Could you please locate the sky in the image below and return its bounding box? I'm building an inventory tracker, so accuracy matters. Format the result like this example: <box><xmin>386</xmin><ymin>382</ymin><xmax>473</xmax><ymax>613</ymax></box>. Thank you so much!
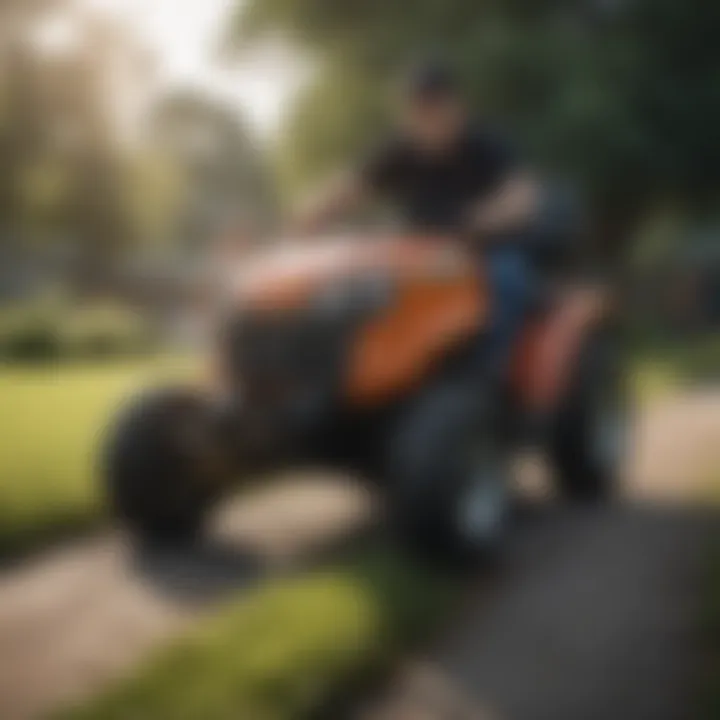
<box><xmin>79</xmin><ymin>0</ymin><xmax>307</xmax><ymax>139</ymax></box>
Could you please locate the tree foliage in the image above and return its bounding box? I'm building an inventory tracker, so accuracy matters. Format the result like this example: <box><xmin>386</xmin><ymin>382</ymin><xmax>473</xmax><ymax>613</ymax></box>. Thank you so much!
<box><xmin>234</xmin><ymin>0</ymin><xmax>720</xmax><ymax>252</ymax></box>
<box><xmin>0</xmin><ymin>5</ymin><xmax>137</xmax><ymax>269</ymax></box>
<box><xmin>149</xmin><ymin>90</ymin><xmax>277</xmax><ymax>248</ymax></box>
<box><xmin>0</xmin><ymin>4</ymin><xmax>274</xmax><ymax>288</ymax></box>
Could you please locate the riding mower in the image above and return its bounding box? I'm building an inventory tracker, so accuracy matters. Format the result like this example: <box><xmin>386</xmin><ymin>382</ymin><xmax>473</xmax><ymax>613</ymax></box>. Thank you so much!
<box><xmin>104</xmin><ymin>227</ymin><xmax>629</xmax><ymax>563</ymax></box>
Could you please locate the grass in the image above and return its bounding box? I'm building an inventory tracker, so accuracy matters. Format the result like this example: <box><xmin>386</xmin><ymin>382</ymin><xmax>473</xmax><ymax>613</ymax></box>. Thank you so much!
<box><xmin>0</xmin><ymin>359</ymin><xmax>453</xmax><ymax>720</ymax></box>
<box><xmin>0</xmin><ymin>358</ymin><xmax>194</xmax><ymax>556</ymax></box>
<box><xmin>630</xmin><ymin>334</ymin><xmax>720</xmax><ymax>403</ymax></box>
<box><xmin>56</xmin><ymin>549</ymin><xmax>454</xmax><ymax>720</ymax></box>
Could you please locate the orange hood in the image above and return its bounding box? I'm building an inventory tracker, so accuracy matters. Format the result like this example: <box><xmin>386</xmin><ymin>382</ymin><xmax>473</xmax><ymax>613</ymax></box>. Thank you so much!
<box><xmin>229</xmin><ymin>235</ymin><xmax>477</xmax><ymax>311</ymax></box>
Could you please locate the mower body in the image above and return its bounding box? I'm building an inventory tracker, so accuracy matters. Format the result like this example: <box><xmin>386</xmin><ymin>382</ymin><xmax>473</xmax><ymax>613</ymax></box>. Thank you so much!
<box><xmin>105</xmin><ymin>234</ymin><xmax>625</xmax><ymax>561</ymax></box>
<box><xmin>216</xmin><ymin>236</ymin><xmax>605</xmax><ymax>459</ymax></box>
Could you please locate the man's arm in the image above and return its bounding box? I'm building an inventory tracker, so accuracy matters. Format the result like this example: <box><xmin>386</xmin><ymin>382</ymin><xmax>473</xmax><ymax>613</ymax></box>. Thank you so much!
<box><xmin>290</xmin><ymin>171</ymin><xmax>367</xmax><ymax>237</ymax></box>
<box><xmin>469</xmin><ymin>171</ymin><xmax>540</xmax><ymax>236</ymax></box>
<box><xmin>290</xmin><ymin>137</ymin><xmax>401</xmax><ymax>237</ymax></box>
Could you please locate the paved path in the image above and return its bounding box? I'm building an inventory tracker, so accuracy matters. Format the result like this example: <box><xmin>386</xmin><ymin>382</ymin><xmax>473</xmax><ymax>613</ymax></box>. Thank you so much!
<box><xmin>0</xmin><ymin>475</ymin><xmax>372</xmax><ymax>720</ymax></box>
<box><xmin>358</xmin><ymin>389</ymin><xmax>720</xmax><ymax>720</ymax></box>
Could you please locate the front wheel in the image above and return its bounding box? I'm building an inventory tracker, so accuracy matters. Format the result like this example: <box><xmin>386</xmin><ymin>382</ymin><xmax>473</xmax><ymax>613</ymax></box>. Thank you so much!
<box><xmin>549</xmin><ymin>328</ymin><xmax>630</xmax><ymax>502</ymax></box>
<box><xmin>385</xmin><ymin>380</ymin><xmax>512</xmax><ymax>567</ymax></box>
<box><xmin>104</xmin><ymin>387</ymin><xmax>227</xmax><ymax>544</ymax></box>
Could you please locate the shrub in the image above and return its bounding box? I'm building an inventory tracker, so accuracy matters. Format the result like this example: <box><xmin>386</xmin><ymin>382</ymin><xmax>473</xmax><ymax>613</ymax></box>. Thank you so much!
<box><xmin>0</xmin><ymin>305</ymin><xmax>61</xmax><ymax>362</ymax></box>
<box><xmin>60</xmin><ymin>304</ymin><xmax>153</xmax><ymax>359</ymax></box>
<box><xmin>0</xmin><ymin>300</ymin><xmax>155</xmax><ymax>363</ymax></box>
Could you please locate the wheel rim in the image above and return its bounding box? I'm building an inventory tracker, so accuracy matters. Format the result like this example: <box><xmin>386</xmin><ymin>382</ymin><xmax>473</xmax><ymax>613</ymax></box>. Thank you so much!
<box><xmin>587</xmin><ymin>353</ymin><xmax>629</xmax><ymax>476</ymax></box>
<box><xmin>591</xmin><ymin>391</ymin><xmax>628</xmax><ymax>474</ymax></box>
<box><xmin>457</xmin><ymin>436</ymin><xmax>508</xmax><ymax>547</ymax></box>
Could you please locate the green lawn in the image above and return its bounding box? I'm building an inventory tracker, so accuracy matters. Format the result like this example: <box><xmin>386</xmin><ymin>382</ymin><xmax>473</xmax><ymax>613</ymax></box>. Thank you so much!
<box><xmin>630</xmin><ymin>335</ymin><xmax>720</xmax><ymax>403</ymax></box>
<box><xmin>0</xmin><ymin>359</ymin><xmax>193</xmax><ymax>555</ymax></box>
<box><xmin>0</xmin><ymin>361</ymin><xmax>453</xmax><ymax>720</ymax></box>
<box><xmin>57</xmin><ymin>549</ymin><xmax>453</xmax><ymax>720</ymax></box>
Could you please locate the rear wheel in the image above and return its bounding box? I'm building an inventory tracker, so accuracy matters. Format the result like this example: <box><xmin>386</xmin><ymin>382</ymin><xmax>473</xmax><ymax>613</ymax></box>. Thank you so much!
<box><xmin>549</xmin><ymin>328</ymin><xmax>629</xmax><ymax>501</ymax></box>
<box><xmin>104</xmin><ymin>387</ymin><xmax>227</xmax><ymax>544</ymax></box>
<box><xmin>386</xmin><ymin>380</ymin><xmax>511</xmax><ymax>566</ymax></box>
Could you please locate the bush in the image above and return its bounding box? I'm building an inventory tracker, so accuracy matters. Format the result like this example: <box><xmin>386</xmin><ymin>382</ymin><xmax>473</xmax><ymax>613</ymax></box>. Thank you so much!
<box><xmin>60</xmin><ymin>304</ymin><xmax>153</xmax><ymax>359</ymax></box>
<box><xmin>0</xmin><ymin>304</ymin><xmax>61</xmax><ymax>361</ymax></box>
<box><xmin>0</xmin><ymin>300</ymin><xmax>155</xmax><ymax>363</ymax></box>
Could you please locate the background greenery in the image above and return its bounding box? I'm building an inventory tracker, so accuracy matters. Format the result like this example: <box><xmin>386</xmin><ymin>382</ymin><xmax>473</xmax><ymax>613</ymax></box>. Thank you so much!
<box><xmin>0</xmin><ymin>358</ymin><xmax>193</xmax><ymax>555</ymax></box>
<box><xmin>232</xmin><ymin>0</ymin><xmax>720</xmax><ymax>266</ymax></box>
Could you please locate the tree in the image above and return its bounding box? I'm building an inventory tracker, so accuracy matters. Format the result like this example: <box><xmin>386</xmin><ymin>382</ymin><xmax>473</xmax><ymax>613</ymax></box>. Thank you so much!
<box><xmin>231</xmin><ymin>0</ymin><xmax>720</xmax><ymax>261</ymax></box>
<box><xmin>0</xmin><ymin>3</ymin><xmax>139</xmax><ymax>283</ymax></box>
<box><xmin>148</xmin><ymin>90</ymin><xmax>277</xmax><ymax>254</ymax></box>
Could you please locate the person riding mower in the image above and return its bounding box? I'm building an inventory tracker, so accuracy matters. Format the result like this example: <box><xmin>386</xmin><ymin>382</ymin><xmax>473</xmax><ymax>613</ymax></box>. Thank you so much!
<box><xmin>103</xmin><ymin>62</ymin><xmax>629</xmax><ymax>564</ymax></box>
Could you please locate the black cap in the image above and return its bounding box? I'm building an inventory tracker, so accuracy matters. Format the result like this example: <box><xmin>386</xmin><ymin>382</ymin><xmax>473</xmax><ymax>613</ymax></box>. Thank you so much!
<box><xmin>402</xmin><ymin>59</ymin><xmax>459</xmax><ymax>102</ymax></box>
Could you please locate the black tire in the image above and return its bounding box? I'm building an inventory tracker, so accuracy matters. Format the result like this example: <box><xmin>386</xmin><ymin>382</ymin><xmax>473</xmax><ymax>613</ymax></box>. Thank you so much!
<box><xmin>549</xmin><ymin>327</ymin><xmax>629</xmax><ymax>502</ymax></box>
<box><xmin>385</xmin><ymin>379</ymin><xmax>511</xmax><ymax>567</ymax></box>
<box><xmin>104</xmin><ymin>387</ymin><xmax>222</xmax><ymax>544</ymax></box>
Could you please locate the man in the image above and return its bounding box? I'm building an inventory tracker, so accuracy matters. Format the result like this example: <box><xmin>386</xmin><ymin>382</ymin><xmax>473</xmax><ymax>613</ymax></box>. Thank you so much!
<box><xmin>293</xmin><ymin>61</ymin><xmax>540</xmax><ymax>376</ymax></box>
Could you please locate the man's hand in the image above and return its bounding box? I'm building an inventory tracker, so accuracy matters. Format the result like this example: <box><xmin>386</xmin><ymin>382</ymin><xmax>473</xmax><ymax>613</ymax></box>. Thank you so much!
<box><xmin>469</xmin><ymin>172</ymin><xmax>539</xmax><ymax>237</ymax></box>
<box><xmin>289</xmin><ymin>171</ymin><xmax>366</xmax><ymax>238</ymax></box>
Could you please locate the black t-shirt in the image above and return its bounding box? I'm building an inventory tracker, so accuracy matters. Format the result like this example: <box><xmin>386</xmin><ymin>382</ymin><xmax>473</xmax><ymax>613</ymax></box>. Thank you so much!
<box><xmin>360</xmin><ymin>124</ymin><xmax>517</xmax><ymax>232</ymax></box>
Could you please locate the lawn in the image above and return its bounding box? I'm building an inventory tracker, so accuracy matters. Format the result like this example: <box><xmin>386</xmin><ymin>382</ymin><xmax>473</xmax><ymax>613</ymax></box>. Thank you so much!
<box><xmin>0</xmin><ymin>360</ymin><xmax>454</xmax><ymax>720</ymax></box>
<box><xmin>0</xmin><ymin>358</ymin><xmax>194</xmax><ymax>555</ymax></box>
<box><xmin>57</xmin><ymin>549</ymin><xmax>453</xmax><ymax>720</ymax></box>
<box><xmin>630</xmin><ymin>335</ymin><xmax>720</xmax><ymax>403</ymax></box>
